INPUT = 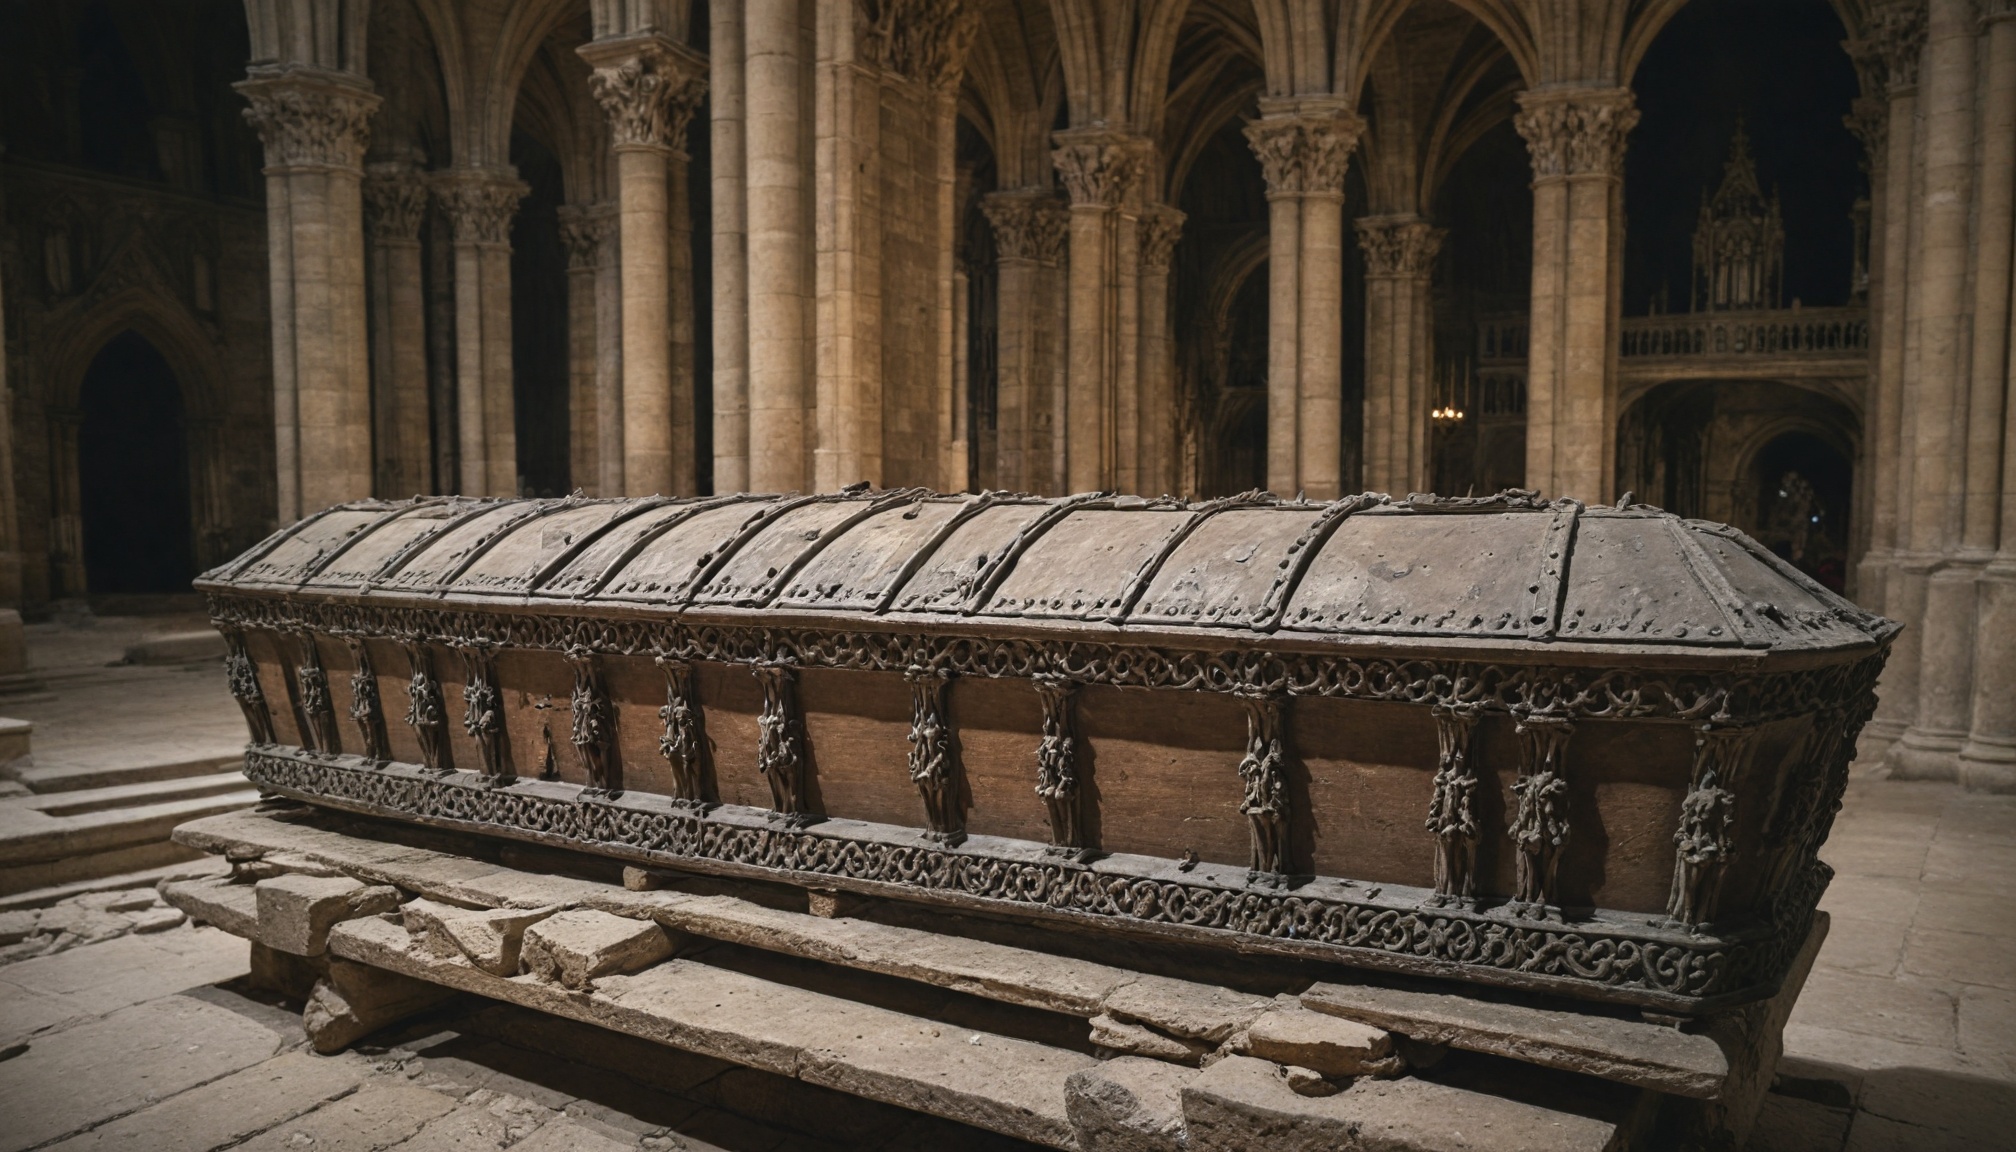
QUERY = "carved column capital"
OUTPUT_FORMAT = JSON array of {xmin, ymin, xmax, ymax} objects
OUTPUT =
[
  {"xmin": 556, "ymin": 202, "xmax": 618, "ymax": 270},
  {"xmin": 860, "ymin": 0, "xmax": 979, "ymax": 90},
  {"xmin": 1354, "ymin": 214, "xmax": 1445, "ymax": 278},
  {"xmin": 579, "ymin": 34, "xmax": 709, "ymax": 155},
  {"xmin": 1513, "ymin": 87, "xmax": 1640, "ymax": 180},
  {"xmin": 1846, "ymin": 2, "xmax": 1928, "ymax": 95},
  {"xmin": 981, "ymin": 189, "xmax": 1068, "ymax": 263},
  {"xmin": 235, "ymin": 69, "xmax": 381, "ymax": 172},
  {"xmin": 1242, "ymin": 106, "xmax": 1364, "ymax": 199},
  {"xmin": 363, "ymin": 162, "xmax": 427, "ymax": 243},
  {"xmin": 1137, "ymin": 205, "xmax": 1185, "ymax": 272},
  {"xmin": 1843, "ymin": 96, "xmax": 1890, "ymax": 173},
  {"xmin": 431, "ymin": 168, "xmax": 528, "ymax": 246},
  {"xmin": 1050, "ymin": 130, "xmax": 1152, "ymax": 209}
]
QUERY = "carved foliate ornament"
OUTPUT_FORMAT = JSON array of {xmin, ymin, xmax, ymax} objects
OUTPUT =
[
  {"xmin": 363, "ymin": 164, "xmax": 426, "ymax": 243},
  {"xmin": 860, "ymin": 0, "xmax": 979, "ymax": 90},
  {"xmin": 1846, "ymin": 2, "xmax": 1928, "ymax": 95},
  {"xmin": 1667, "ymin": 724, "xmax": 1753, "ymax": 930},
  {"xmin": 432, "ymin": 171, "xmax": 528, "ymax": 246},
  {"xmin": 294, "ymin": 632, "xmax": 341, "ymax": 754},
  {"xmin": 754, "ymin": 662, "xmax": 814, "ymax": 823},
  {"xmin": 1051, "ymin": 133, "xmax": 1149, "ymax": 209},
  {"xmin": 556, "ymin": 204, "xmax": 616, "ymax": 271},
  {"xmin": 223, "ymin": 631, "xmax": 275, "ymax": 744},
  {"xmin": 906, "ymin": 666, "xmax": 963, "ymax": 843},
  {"xmin": 344, "ymin": 636, "xmax": 390, "ymax": 761},
  {"xmin": 1243, "ymin": 112, "xmax": 1363, "ymax": 198},
  {"xmin": 1509, "ymin": 713, "xmax": 1572, "ymax": 915},
  {"xmin": 235, "ymin": 73, "xmax": 380, "ymax": 171},
  {"xmin": 655, "ymin": 656, "xmax": 707, "ymax": 805},
  {"xmin": 1356, "ymin": 216, "xmax": 1446, "ymax": 278},
  {"xmin": 1426, "ymin": 703, "xmax": 1482, "ymax": 905},
  {"xmin": 981, "ymin": 192, "xmax": 1068, "ymax": 263},
  {"xmin": 1513, "ymin": 89, "xmax": 1640, "ymax": 179},
  {"xmin": 1137, "ymin": 206, "xmax": 1185, "ymax": 272},
  {"xmin": 459, "ymin": 644, "xmax": 510, "ymax": 783},
  {"xmin": 583, "ymin": 40, "xmax": 708, "ymax": 154},
  {"xmin": 1237, "ymin": 692, "xmax": 1290, "ymax": 881},
  {"xmin": 1843, "ymin": 97, "xmax": 1890, "ymax": 172},
  {"xmin": 402, "ymin": 643, "xmax": 452, "ymax": 773},
  {"xmin": 568, "ymin": 647, "xmax": 616, "ymax": 795},
  {"xmin": 1033, "ymin": 675, "xmax": 1082, "ymax": 853}
]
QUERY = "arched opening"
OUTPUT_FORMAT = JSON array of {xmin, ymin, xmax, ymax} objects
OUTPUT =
[
  {"xmin": 1747, "ymin": 430, "xmax": 1852, "ymax": 593},
  {"xmin": 78, "ymin": 330, "xmax": 195, "ymax": 593}
]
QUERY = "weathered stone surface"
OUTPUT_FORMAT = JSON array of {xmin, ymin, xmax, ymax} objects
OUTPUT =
[
  {"xmin": 302, "ymin": 957, "xmax": 454, "ymax": 1053},
  {"xmin": 1236, "ymin": 1004, "xmax": 1401, "ymax": 1078},
  {"xmin": 126, "ymin": 906, "xmax": 186, "ymax": 933},
  {"xmin": 0, "ymin": 907, "xmax": 37, "ymax": 944},
  {"xmin": 401, "ymin": 898, "xmax": 555, "ymax": 975},
  {"xmin": 1104, "ymin": 975, "xmax": 1273, "ymax": 1044},
  {"xmin": 41, "ymin": 1049, "xmax": 367, "ymax": 1152},
  {"xmin": 0, "ymin": 925, "xmax": 246, "ymax": 1018},
  {"xmin": 508, "ymin": 1116, "xmax": 637, "ymax": 1152},
  {"xmin": 1300, "ymin": 980, "xmax": 1728, "ymax": 1097},
  {"xmin": 0, "ymin": 994, "xmax": 285, "ymax": 1152},
  {"xmin": 1065, "ymin": 1056, "xmax": 1195, "ymax": 1152},
  {"xmin": 232, "ymin": 1085, "xmax": 459, "ymax": 1152},
  {"xmin": 1180, "ymin": 1054, "xmax": 1618, "ymax": 1152},
  {"xmin": 1281, "ymin": 1065, "xmax": 1338, "ymax": 1097},
  {"xmin": 520, "ymin": 908, "xmax": 673, "ymax": 989},
  {"xmin": 1089, "ymin": 1013, "xmax": 1215, "ymax": 1065},
  {"xmin": 247, "ymin": 940, "xmax": 322, "ymax": 1000},
  {"xmin": 255, "ymin": 874, "xmax": 399, "ymax": 956}
]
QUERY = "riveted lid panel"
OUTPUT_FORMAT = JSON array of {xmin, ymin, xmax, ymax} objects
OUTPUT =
[
  {"xmin": 445, "ymin": 501, "xmax": 636, "ymax": 595},
  {"xmin": 536, "ymin": 501, "xmax": 709, "ymax": 597},
  {"xmin": 690, "ymin": 498, "xmax": 883, "ymax": 605},
  {"xmin": 890, "ymin": 502, "xmax": 1052, "ymax": 613},
  {"xmin": 599, "ymin": 499, "xmax": 786, "ymax": 601},
  {"xmin": 1685, "ymin": 524, "xmax": 1875, "ymax": 649},
  {"xmin": 986, "ymin": 509, "xmax": 1191, "ymax": 620},
  {"xmin": 1281, "ymin": 511, "xmax": 1549, "ymax": 636},
  {"xmin": 234, "ymin": 506, "xmax": 402, "ymax": 586},
  {"xmin": 777, "ymin": 497, "xmax": 971, "ymax": 610},
  {"xmin": 301, "ymin": 503, "xmax": 470, "ymax": 589},
  {"xmin": 1557, "ymin": 515, "xmax": 1737, "ymax": 644},
  {"xmin": 379, "ymin": 504, "xmax": 535, "ymax": 591},
  {"xmin": 1130, "ymin": 507, "xmax": 1323, "ymax": 627}
]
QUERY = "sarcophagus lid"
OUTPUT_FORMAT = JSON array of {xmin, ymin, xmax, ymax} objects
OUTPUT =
[{"xmin": 199, "ymin": 489, "xmax": 1896, "ymax": 1012}]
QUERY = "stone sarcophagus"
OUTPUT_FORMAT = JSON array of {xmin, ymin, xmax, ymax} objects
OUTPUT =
[{"xmin": 198, "ymin": 488, "xmax": 1895, "ymax": 1014}]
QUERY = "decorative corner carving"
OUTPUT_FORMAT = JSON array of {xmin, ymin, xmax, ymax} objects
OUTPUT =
[
  {"xmin": 235, "ymin": 73, "xmax": 380, "ymax": 171},
  {"xmin": 1513, "ymin": 89, "xmax": 1640, "ymax": 179},
  {"xmin": 1236, "ymin": 692, "xmax": 1290, "ymax": 882},
  {"xmin": 294, "ymin": 632, "xmax": 341, "ymax": 755},
  {"xmin": 981, "ymin": 191, "xmax": 1069, "ymax": 264},
  {"xmin": 754, "ymin": 662, "xmax": 815, "ymax": 824},
  {"xmin": 403, "ymin": 641, "xmax": 452, "ymax": 774},
  {"xmin": 363, "ymin": 163, "xmax": 427, "ymax": 243},
  {"xmin": 459, "ymin": 643, "xmax": 511, "ymax": 783},
  {"xmin": 344, "ymin": 636, "xmax": 390, "ymax": 761},
  {"xmin": 1509, "ymin": 712, "xmax": 1572, "ymax": 916},
  {"xmin": 1667, "ymin": 725, "xmax": 1754, "ymax": 931},
  {"xmin": 1033, "ymin": 675, "xmax": 1082, "ymax": 855},
  {"xmin": 1242, "ymin": 112, "xmax": 1363, "ymax": 198},
  {"xmin": 654, "ymin": 654, "xmax": 707, "ymax": 806},
  {"xmin": 906, "ymin": 666, "xmax": 963, "ymax": 844},
  {"xmin": 1426, "ymin": 703, "xmax": 1482, "ymax": 906},
  {"xmin": 566, "ymin": 646, "xmax": 617, "ymax": 796},
  {"xmin": 1051, "ymin": 133, "xmax": 1149, "ymax": 209},
  {"xmin": 223, "ymin": 630, "xmax": 275, "ymax": 744},
  {"xmin": 582, "ymin": 39, "xmax": 708, "ymax": 154},
  {"xmin": 1137, "ymin": 206, "xmax": 1185, "ymax": 272},
  {"xmin": 1355, "ymin": 215, "xmax": 1445, "ymax": 278},
  {"xmin": 432, "ymin": 170, "xmax": 529, "ymax": 246},
  {"xmin": 860, "ymin": 0, "xmax": 979, "ymax": 90}
]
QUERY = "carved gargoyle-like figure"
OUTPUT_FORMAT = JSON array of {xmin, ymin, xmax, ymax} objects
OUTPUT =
[
  {"xmin": 343, "ymin": 636, "xmax": 389, "ymax": 761},
  {"xmin": 1667, "ymin": 725, "xmax": 1753, "ymax": 931},
  {"xmin": 223, "ymin": 630, "xmax": 275, "ymax": 744},
  {"xmin": 403, "ymin": 641, "xmax": 451, "ymax": 774},
  {"xmin": 294, "ymin": 632, "xmax": 341, "ymax": 754},
  {"xmin": 569, "ymin": 647, "xmax": 617, "ymax": 796},
  {"xmin": 754, "ymin": 662, "xmax": 812, "ymax": 823},
  {"xmin": 906, "ymin": 666, "xmax": 963, "ymax": 845},
  {"xmin": 1510, "ymin": 713, "xmax": 1573, "ymax": 916},
  {"xmin": 1426, "ymin": 703, "xmax": 1483, "ymax": 905},
  {"xmin": 1237, "ymin": 693, "xmax": 1290, "ymax": 882},
  {"xmin": 458, "ymin": 644, "xmax": 511, "ymax": 783},
  {"xmin": 1033, "ymin": 675, "xmax": 1082, "ymax": 854},
  {"xmin": 655, "ymin": 656, "xmax": 708, "ymax": 806}
]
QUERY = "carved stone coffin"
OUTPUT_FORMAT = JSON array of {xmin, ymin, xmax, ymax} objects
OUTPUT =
[{"xmin": 198, "ymin": 489, "xmax": 1897, "ymax": 1012}]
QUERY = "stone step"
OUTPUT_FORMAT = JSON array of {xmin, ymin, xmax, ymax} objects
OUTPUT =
[
  {"xmin": 122, "ymin": 629, "xmax": 227, "ymax": 666},
  {"xmin": 14, "ymin": 771, "xmax": 253, "ymax": 817},
  {"xmin": 14, "ymin": 750, "xmax": 244, "ymax": 794},
  {"xmin": 0, "ymin": 785, "xmax": 260, "ymax": 895}
]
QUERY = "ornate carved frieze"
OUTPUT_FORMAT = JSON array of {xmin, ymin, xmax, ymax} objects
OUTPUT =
[
  {"xmin": 1509, "ymin": 713, "xmax": 1572, "ymax": 916},
  {"xmin": 580, "ymin": 38, "xmax": 708, "ymax": 154},
  {"xmin": 1033, "ymin": 675, "xmax": 1082, "ymax": 854},
  {"xmin": 363, "ymin": 163, "xmax": 427, "ymax": 243},
  {"xmin": 459, "ymin": 644, "xmax": 510, "ymax": 782},
  {"xmin": 569, "ymin": 647, "xmax": 617, "ymax": 795},
  {"xmin": 906, "ymin": 667, "xmax": 963, "ymax": 843},
  {"xmin": 432, "ymin": 170, "xmax": 529, "ymax": 246},
  {"xmin": 223, "ymin": 631, "xmax": 275, "ymax": 745},
  {"xmin": 754, "ymin": 662, "xmax": 814, "ymax": 824},
  {"xmin": 981, "ymin": 191, "xmax": 1069, "ymax": 264},
  {"xmin": 1513, "ymin": 88, "xmax": 1641, "ymax": 180},
  {"xmin": 344, "ymin": 636, "xmax": 390, "ymax": 761},
  {"xmin": 1426, "ymin": 703, "xmax": 1482, "ymax": 906},
  {"xmin": 1051, "ymin": 132, "xmax": 1150, "ymax": 209},
  {"xmin": 1242, "ymin": 111, "xmax": 1364, "ymax": 198},
  {"xmin": 404, "ymin": 641, "xmax": 452, "ymax": 773},
  {"xmin": 294, "ymin": 633, "xmax": 341, "ymax": 754},
  {"xmin": 1237, "ymin": 692, "xmax": 1290, "ymax": 881},
  {"xmin": 860, "ymin": 0, "xmax": 979, "ymax": 90},
  {"xmin": 1137, "ymin": 206, "xmax": 1185, "ymax": 273},
  {"xmin": 655, "ymin": 656, "xmax": 707, "ymax": 806},
  {"xmin": 1356, "ymin": 215, "xmax": 1446, "ymax": 278},
  {"xmin": 556, "ymin": 204, "xmax": 617, "ymax": 271},
  {"xmin": 1667, "ymin": 724, "xmax": 1753, "ymax": 931},
  {"xmin": 235, "ymin": 72, "xmax": 380, "ymax": 171}
]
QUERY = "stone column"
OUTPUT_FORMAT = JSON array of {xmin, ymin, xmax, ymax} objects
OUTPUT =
[
  {"xmin": 935, "ymin": 89, "xmax": 966, "ymax": 493},
  {"xmin": 582, "ymin": 34, "xmax": 708, "ymax": 498},
  {"xmin": 1513, "ymin": 87, "xmax": 1638, "ymax": 505},
  {"xmin": 0, "ymin": 194, "xmax": 20, "ymax": 605},
  {"xmin": 1962, "ymin": 0, "xmax": 2016, "ymax": 791},
  {"xmin": 433, "ymin": 168, "xmax": 526, "ymax": 497},
  {"xmin": 363, "ymin": 163, "xmax": 430, "ymax": 497},
  {"xmin": 1244, "ymin": 102, "xmax": 1361, "ymax": 499},
  {"xmin": 711, "ymin": 0, "xmax": 750, "ymax": 494},
  {"xmin": 1053, "ymin": 130, "xmax": 1149, "ymax": 494},
  {"xmin": 812, "ymin": 3, "xmax": 882, "ymax": 492},
  {"xmin": 746, "ymin": 0, "xmax": 809, "ymax": 493},
  {"xmin": 1892, "ymin": 0, "xmax": 1980, "ymax": 780},
  {"xmin": 557, "ymin": 203, "xmax": 618, "ymax": 495},
  {"xmin": 1356, "ymin": 215, "xmax": 1444, "ymax": 497},
  {"xmin": 982, "ymin": 189, "xmax": 1068, "ymax": 494},
  {"xmin": 1137, "ymin": 206, "xmax": 1184, "ymax": 497},
  {"xmin": 237, "ymin": 69, "xmax": 381, "ymax": 520}
]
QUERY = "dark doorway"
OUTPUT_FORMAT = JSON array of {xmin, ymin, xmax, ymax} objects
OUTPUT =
[
  {"xmin": 78, "ymin": 330, "xmax": 195, "ymax": 593},
  {"xmin": 1749, "ymin": 431, "xmax": 1852, "ymax": 593}
]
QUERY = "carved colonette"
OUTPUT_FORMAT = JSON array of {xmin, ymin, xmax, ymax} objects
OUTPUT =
[
  {"xmin": 430, "ymin": 168, "xmax": 529, "ymax": 497},
  {"xmin": 362, "ymin": 164, "xmax": 431, "ymax": 498},
  {"xmin": 1051, "ymin": 132, "xmax": 1153, "ymax": 495},
  {"xmin": 980, "ymin": 191, "xmax": 1070, "ymax": 493},
  {"xmin": 1356, "ymin": 216, "xmax": 1446, "ymax": 497}
]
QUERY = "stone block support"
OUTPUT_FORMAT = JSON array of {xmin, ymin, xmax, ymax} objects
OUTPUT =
[
  {"xmin": 363, "ymin": 162, "xmax": 430, "ymax": 497},
  {"xmin": 582, "ymin": 34, "xmax": 708, "ymax": 498},
  {"xmin": 236, "ymin": 68, "xmax": 381, "ymax": 520},
  {"xmin": 1244, "ymin": 102, "xmax": 1361, "ymax": 500},
  {"xmin": 1053, "ymin": 130, "xmax": 1150, "ymax": 495},
  {"xmin": 1513, "ymin": 86, "xmax": 1638, "ymax": 506},
  {"xmin": 982, "ymin": 190, "xmax": 1068, "ymax": 494},
  {"xmin": 432, "ymin": 167, "xmax": 527, "ymax": 497},
  {"xmin": 1356, "ymin": 215, "xmax": 1444, "ymax": 498}
]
